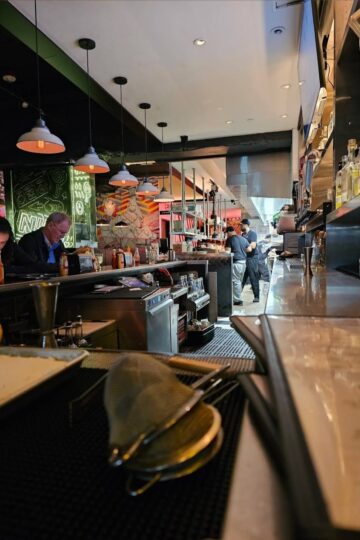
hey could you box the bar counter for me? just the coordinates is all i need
[265,259,360,316]
[0,261,186,296]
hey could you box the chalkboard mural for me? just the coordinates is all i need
[7,166,96,248]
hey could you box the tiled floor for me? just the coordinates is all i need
[216,280,269,328]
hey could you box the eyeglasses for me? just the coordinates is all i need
[51,222,69,237]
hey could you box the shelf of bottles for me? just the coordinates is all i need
[335,137,360,210]
[169,163,198,236]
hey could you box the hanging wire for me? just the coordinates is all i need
[120,84,125,158]
[86,48,92,148]
[34,0,42,117]
[161,124,166,189]
[144,107,148,178]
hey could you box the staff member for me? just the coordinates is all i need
[241,218,260,302]
[19,212,71,271]
[225,226,251,306]
[0,217,48,275]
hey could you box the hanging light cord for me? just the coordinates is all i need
[161,125,166,189]
[144,108,148,179]
[120,85,125,161]
[86,48,92,148]
[34,0,42,118]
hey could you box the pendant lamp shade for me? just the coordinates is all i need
[154,122,174,203]
[154,187,174,202]
[16,0,65,154]
[74,38,109,174]
[75,146,109,174]
[109,77,138,188]
[137,179,159,195]
[114,220,129,228]
[109,164,138,187]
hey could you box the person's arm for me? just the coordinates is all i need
[243,237,252,253]
[11,244,57,274]
[249,231,257,250]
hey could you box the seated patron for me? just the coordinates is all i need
[19,212,71,271]
[0,217,50,275]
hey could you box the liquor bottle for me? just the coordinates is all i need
[134,247,140,266]
[335,161,343,209]
[117,249,125,269]
[353,147,360,198]
[0,249,4,285]
[347,139,358,201]
[341,155,349,205]
[111,248,117,269]
[59,252,69,276]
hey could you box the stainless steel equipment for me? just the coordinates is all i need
[71,287,177,354]
[31,281,59,348]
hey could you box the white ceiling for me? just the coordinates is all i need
[10,0,302,144]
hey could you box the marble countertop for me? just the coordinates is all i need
[265,259,360,317]
[266,315,360,532]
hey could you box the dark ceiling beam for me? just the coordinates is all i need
[124,130,292,163]
[0,1,160,147]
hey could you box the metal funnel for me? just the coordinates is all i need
[31,282,59,348]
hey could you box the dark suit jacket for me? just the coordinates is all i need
[18,228,65,271]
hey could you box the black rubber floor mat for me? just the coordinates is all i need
[185,327,256,359]
[0,368,245,540]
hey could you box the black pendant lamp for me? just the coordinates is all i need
[154,122,174,202]
[109,77,138,187]
[17,0,65,154]
[136,103,159,196]
[113,220,129,228]
[74,38,109,174]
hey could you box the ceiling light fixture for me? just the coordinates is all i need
[113,220,129,228]
[109,76,138,188]
[17,0,65,154]
[136,103,159,196]
[193,38,206,46]
[225,120,233,125]
[74,38,109,174]
[96,218,109,226]
[281,114,288,118]
[281,84,291,89]
[154,122,174,203]
[2,72,16,83]
[271,26,285,35]
[299,80,304,86]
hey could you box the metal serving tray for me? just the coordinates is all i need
[0,347,88,419]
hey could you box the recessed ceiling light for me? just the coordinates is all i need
[21,101,29,109]
[281,84,291,89]
[281,114,288,118]
[193,38,206,47]
[217,106,223,111]
[299,80,304,86]
[271,26,285,35]
[225,120,233,124]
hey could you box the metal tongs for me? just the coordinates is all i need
[109,364,231,467]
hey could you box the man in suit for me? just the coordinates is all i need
[19,212,71,271]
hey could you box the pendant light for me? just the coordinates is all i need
[17,0,65,154]
[136,103,159,196]
[114,220,129,228]
[154,122,174,202]
[74,38,109,174]
[109,77,138,187]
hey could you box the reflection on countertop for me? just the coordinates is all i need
[267,315,360,532]
[266,259,360,317]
